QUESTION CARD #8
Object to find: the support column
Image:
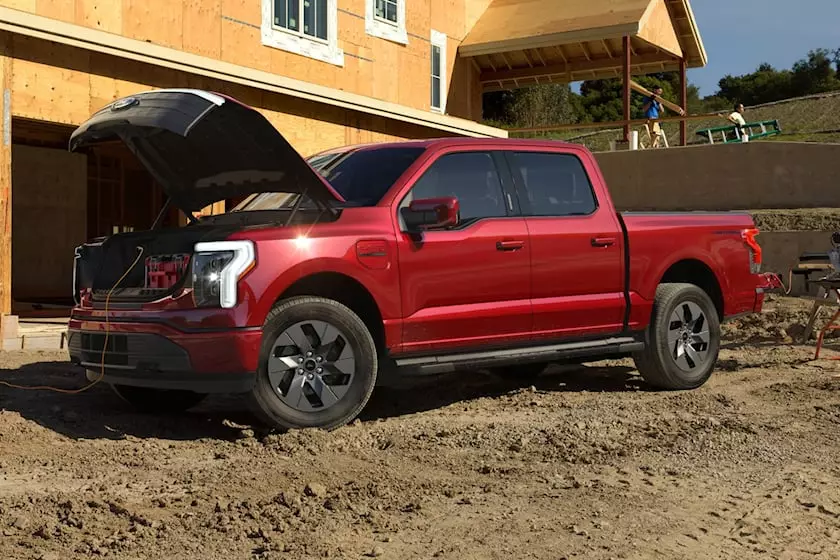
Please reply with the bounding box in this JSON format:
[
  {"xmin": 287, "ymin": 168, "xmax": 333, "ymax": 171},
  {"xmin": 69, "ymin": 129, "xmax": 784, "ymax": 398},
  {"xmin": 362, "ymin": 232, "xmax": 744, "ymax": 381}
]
[
  {"xmin": 622, "ymin": 35, "xmax": 631, "ymax": 142},
  {"xmin": 0, "ymin": 33, "xmax": 12, "ymax": 329},
  {"xmin": 679, "ymin": 58, "xmax": 688, "ymax": 146}
]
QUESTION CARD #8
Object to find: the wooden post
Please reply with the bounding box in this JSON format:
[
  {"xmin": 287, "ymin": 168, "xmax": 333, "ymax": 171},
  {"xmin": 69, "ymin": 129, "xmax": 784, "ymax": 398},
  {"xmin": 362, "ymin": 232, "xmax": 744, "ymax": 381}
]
[
  {"xmin": 0, "ymin": 33, "xmax": 12, "ymax": 324},
  {"xmin": 622, "ymin": 35, "xmax": 631, "ymax": 142},
  {"xmin": 679, "ymin": 58, "xmax": 688, "ymax": 146}
]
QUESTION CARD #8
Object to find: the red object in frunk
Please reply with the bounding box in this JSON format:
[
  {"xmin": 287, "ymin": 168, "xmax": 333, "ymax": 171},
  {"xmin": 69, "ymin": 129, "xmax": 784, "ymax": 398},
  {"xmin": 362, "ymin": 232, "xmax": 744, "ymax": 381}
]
[{"xmin": 145, "ymin": 254, "xmax": 190, "ymax": 289}]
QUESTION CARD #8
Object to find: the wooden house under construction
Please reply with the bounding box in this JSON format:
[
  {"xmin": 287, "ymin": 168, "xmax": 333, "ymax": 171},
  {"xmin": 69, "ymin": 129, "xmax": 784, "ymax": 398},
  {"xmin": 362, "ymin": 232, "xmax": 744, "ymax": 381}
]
[{"xmin": 0, "ymin": 0, "xmax": 705, "ymax": 332}]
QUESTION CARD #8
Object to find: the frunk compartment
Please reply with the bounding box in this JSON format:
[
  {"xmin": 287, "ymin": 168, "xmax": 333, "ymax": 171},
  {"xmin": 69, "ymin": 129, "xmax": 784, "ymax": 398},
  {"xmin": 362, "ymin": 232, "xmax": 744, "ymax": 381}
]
[{"xmin": 75, "ymin": 225, "xmax": 236, "ymax": 304}]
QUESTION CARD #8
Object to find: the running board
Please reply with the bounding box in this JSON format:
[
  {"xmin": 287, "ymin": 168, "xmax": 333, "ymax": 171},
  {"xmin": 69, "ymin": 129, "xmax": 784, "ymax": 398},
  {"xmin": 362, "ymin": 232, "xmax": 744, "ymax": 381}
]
[{"xmin": 394, "ymin": 337, "xmax": 644, "ymax": 375}]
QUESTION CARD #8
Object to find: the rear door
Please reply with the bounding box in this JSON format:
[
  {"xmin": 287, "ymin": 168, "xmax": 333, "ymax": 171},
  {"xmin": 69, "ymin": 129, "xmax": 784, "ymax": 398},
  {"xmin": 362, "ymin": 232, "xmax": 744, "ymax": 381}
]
[
  {"xmin": 504, "ymin": 148, "xmax": 625, "ymax": 339},
  {"xmin": 394, "ymin": 149, "xmax": 531, "ymax": 355}
]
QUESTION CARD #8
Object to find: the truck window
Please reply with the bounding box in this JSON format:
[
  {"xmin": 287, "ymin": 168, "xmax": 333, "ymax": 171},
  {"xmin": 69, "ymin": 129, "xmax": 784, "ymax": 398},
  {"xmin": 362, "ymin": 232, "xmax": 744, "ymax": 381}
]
[
  {"xmin": 232, "ymin": 146, "xmax": 424, "ymax": 211},
  {"xmin": 508, "ymin": 152, "xmax": 597, "ymax": 216},
  {"xmin": 403, "ymin": 152, "xmax": 507, "ymax": 222}
]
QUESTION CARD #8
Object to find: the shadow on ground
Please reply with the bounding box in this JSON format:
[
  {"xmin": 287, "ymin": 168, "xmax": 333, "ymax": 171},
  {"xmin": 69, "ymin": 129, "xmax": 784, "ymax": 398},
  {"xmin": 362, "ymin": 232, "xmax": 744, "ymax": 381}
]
[{"xmin": 0, "ymin": 359, "xmax": 642, "ymax": 441}]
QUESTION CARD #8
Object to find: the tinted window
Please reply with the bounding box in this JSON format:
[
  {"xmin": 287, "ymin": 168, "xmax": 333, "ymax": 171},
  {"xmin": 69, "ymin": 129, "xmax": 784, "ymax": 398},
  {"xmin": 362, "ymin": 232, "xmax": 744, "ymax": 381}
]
[
  {"xmin": 320, "ymin": 146, "xmax": 425, "ymax": 205},
  {"xmin": 406, "ymin": 152, "xmax": 507, "ymax": 222},
  {"xmin": 509, "ymin": 152, "xmax": 597, "ymax": 216},
  {"xmin": 232, "ymin": 146, "xmax": 424, "ymax": 211}
]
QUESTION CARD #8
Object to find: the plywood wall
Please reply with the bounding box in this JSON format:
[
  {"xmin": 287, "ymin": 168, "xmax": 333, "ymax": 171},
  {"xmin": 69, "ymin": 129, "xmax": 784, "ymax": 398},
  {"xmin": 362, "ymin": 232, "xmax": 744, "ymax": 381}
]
[
  {"xmin": 0, "ymin": 0, "xmax": 485, "ymax": 120},
  {"xmin": 11, "ymin": 144, "xmax": 87, "ymax": 299},
  {"xmin": 8, "ymin": 35, "xmax": 454, "ymax": 158}
]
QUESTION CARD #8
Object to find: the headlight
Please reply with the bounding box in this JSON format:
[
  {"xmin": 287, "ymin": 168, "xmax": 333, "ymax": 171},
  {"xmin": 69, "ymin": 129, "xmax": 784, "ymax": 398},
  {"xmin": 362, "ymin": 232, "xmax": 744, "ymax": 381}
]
[{"xmin": 192, "ymin": 241, "xmax": 255, "ymax": 308}]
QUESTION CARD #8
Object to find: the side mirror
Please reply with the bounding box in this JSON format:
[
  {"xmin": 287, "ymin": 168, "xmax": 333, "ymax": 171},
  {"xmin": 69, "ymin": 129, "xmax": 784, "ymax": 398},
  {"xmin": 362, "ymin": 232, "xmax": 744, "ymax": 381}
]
[{"xmin": 401, "ymin": 196, "xmax": 460, "ymax": 232}]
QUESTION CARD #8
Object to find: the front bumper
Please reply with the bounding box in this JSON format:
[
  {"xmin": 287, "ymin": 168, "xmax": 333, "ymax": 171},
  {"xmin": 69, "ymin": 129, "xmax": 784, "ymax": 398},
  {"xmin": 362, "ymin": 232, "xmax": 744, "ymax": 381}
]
[{"xmin": 68, "ymin": 319, "xmax": 262, "ymax": 393}]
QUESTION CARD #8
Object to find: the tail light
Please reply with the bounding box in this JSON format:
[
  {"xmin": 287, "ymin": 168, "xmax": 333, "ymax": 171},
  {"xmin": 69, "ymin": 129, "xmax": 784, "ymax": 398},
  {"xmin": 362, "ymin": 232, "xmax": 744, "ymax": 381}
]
[{"xmin": 742, "ymin": 228, "xmax": 762, "ymax": 274}]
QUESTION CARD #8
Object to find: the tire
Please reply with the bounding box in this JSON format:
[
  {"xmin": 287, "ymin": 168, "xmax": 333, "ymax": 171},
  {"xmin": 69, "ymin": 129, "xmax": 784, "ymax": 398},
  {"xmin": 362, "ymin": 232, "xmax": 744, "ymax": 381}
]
[
  {"xmin": 110, "ymin": 384, "xmax": 207, "ymax": 413},
  {"xmin": 248, "ymin": 296, "xmax": 378, "ymax": 431},
  {"xmin": 491, "ymin": 362, "xmax": 547, "ymax": 382},
  {"xmin": 633, "ymin": 283, "xmax": 720, "ymax": 390}
]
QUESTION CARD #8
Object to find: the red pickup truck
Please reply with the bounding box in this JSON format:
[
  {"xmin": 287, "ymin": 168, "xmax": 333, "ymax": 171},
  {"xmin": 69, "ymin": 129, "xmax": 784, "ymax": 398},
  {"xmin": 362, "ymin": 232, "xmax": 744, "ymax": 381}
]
[{"xmin": 68, "ymin": 89, "xmax": 776, "ymax": 430}]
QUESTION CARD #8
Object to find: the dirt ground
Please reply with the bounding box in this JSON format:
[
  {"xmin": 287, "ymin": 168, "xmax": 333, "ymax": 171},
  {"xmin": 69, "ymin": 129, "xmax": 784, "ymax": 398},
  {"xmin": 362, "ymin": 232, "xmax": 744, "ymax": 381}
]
[
  {"xmin": 750, "ymin": 208, "xmax": 840, "ymax": 233},
  {"xmin": 2, "ymin": 296, "xmax": 840, "ymax": 560}
]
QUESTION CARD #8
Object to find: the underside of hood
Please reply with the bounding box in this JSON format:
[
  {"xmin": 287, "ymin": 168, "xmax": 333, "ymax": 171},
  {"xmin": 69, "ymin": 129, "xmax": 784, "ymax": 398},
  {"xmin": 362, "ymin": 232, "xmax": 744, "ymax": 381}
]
[{"xmin": 69, "ymin": 89, "xmax": 344, "ymax": 213}]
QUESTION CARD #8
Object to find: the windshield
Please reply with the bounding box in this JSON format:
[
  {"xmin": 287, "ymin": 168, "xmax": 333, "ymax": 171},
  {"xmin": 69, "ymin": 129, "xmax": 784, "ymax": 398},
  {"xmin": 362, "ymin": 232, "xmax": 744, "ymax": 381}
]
[{"xmin": 232, "ymin": 146, "xmax": 425, "ymax": 211}]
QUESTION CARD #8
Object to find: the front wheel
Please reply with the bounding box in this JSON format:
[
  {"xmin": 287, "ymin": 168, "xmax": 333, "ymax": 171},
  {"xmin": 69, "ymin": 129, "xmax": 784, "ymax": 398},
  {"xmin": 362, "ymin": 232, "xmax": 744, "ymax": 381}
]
[
  {"xmin": 248, "ymin": 296, "xmax": 378, "ymax": 431},
  {"xmin": 633, "ymin": 283, "xmax": 720, "ymax": 390}
]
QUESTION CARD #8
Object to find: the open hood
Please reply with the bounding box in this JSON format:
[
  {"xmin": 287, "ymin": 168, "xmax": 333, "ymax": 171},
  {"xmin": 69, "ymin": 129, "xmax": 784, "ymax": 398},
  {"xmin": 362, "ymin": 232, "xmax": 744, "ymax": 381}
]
[{"xmin": 69, "ymin": 89, "xmax": 344, "ymax": 213}]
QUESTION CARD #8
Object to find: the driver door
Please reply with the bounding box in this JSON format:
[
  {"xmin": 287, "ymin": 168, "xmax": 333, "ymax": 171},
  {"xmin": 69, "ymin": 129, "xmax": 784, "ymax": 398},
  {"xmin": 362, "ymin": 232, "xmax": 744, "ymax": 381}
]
[{"xmin": 394, "ymin": 150, "xmax": 532, "ymax": 355}]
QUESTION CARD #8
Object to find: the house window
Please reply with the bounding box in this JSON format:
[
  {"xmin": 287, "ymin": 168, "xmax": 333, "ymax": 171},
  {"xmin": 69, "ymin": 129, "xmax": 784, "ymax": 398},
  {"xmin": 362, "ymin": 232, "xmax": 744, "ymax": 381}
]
[
  {"xmin": 365, "ymin": 0, "xmax": 407, "ymax": 44},
  {"xmin": 375, "ymin": 0, "xmax": 397, "ymax": 23},
  {"xmin": 430, "ymin": 30, "xmax": 447, "ymax": 112},
  {"xmin": 262, "ymin": 0, "xmax": 344, "ymax": 66},
  {"xmin": 273, "ymin": 0, "xmax": 328, "ymax": 41}
]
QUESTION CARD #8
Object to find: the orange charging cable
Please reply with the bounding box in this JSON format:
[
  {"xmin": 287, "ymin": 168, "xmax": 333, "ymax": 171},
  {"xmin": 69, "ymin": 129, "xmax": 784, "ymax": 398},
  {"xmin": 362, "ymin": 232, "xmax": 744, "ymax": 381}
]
[{"xmin": 0, "ymin": 246, "xmax": 145, "ymax": 394}]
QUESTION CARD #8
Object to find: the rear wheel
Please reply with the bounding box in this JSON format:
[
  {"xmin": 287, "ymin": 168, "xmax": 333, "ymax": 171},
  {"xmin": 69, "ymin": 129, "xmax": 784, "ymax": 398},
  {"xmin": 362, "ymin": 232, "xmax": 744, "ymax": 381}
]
[
  {"xmin": 248, "ymin": 296, "xmax": 377, "ymax": 431},
  {"xmin": 110, "ymin": 384, "xmax": 207, "ymax": 413},
  {"xmin": 633, "ymin": 283, "xmax": 720, "ymax": 390}
]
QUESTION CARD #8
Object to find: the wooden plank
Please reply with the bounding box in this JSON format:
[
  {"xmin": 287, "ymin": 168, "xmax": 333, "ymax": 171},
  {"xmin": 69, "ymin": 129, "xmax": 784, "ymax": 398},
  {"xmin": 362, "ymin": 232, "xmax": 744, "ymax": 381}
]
[
  {"xmin": 36, "ymin": 0, "xmax": 76, "ymax": 23},
  {"xmin": 10, "ymin": 35, "xmax": 92, "ymax": 124},
  {"xmin": 679, "ymin": 58, "xmax": 687, "ymax": 145},
  {"xmin": 461, "ymin": 0, "xmax": 649, "ymax": 53},
  {"xmin": 479, "ymin": 53, "xmax": 664, "ymax": 84},
  {"xmin": 630, "ymin": 79, "xmax": 685, "ymax": 115},
  {"xmin": 622, "ymin": 35, "xmax": 630, "ymax": 142},
  {"xmin": 0, "ymin": 32, "xmax": 10, "ymax": 317},
  {"xmin": 636, "ymin": 0, "xmax": 682, "ymax": 58}
]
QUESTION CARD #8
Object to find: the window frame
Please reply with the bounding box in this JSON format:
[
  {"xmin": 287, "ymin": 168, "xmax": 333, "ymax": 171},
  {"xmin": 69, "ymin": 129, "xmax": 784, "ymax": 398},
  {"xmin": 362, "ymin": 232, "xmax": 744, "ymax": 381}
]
[
  {"xmin": 365, "ymin": 0, "xmax": 407, "ymax": 44},
  {"xmin": 261, "ymin": 0, "xmax": 344, "ymax": 67},
  {"xmin": 502, "ymin": 150, "xmax": 600, "ymax": 218},
  {"xmin": 430, "ymin": 29, "xmax": 447, "ymax": 113},
  {"xmin": 396, "ymin": 149, "xmax": 520, "ymax": 232}
]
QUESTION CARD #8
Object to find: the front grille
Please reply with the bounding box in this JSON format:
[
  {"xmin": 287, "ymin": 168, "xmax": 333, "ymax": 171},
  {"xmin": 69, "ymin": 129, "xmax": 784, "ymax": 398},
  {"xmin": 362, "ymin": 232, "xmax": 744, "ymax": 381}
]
[{"xmin": 68, "ymin": 331, "xmax": 192, "ymax": 371}]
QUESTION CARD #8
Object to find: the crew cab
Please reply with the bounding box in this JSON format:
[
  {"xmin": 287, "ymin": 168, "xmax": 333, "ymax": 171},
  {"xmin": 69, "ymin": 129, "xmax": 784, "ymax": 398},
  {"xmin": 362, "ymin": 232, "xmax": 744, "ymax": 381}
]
[{"xmin": 67, "ymin": 89, "xmax": 777, "ymax": 430}]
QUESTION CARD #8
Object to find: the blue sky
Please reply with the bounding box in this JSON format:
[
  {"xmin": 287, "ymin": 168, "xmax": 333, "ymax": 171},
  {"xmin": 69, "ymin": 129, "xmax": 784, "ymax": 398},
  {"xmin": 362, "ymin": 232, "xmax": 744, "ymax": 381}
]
[{"xmin": 688, "ymin": 0, "xmax": 840, "ymax": 96}]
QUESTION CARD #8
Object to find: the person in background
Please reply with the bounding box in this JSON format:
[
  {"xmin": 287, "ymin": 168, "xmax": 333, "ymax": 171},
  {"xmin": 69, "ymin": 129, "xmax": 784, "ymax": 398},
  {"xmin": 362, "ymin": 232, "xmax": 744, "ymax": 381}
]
[
  {"xmin": 642, "ymin": 86, "xmax": 666, "ymax": 148},
  {"xmin": 727, "ymin": 102, "xmax": 749, "ymax": 141}
]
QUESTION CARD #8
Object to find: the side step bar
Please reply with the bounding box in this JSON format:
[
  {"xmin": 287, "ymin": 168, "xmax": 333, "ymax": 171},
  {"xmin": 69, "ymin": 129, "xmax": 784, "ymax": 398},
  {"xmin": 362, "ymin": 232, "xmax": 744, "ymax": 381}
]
[{"xmin": 394, "ymin": 336, "xmax": 644, "ymax": 375}]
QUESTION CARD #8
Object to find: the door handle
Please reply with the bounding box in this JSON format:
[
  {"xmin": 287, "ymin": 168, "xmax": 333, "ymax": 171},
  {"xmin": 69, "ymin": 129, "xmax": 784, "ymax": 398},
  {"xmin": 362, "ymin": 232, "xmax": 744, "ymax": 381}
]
[
  {"xmin": 591, "ymin": 237, "xmax": 616, "ymax": 247},
  {"xmin": 496, "ymin": 240, "xmax": 525, "ymax": 252}
]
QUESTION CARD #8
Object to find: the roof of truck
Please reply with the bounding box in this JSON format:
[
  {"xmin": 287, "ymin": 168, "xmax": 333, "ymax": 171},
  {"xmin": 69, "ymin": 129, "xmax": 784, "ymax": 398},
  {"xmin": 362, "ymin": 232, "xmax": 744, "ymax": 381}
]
[{"xmin": 308, "ymin": 137, "xmax": 580, "ymax": 158}]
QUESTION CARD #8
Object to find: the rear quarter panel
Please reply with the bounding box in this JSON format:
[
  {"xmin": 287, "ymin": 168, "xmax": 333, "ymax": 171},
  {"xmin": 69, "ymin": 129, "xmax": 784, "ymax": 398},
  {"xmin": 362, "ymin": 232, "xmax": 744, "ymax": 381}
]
[{"xmin": 622, "ymin": 212, "xmax": 758, "ymax": 328}]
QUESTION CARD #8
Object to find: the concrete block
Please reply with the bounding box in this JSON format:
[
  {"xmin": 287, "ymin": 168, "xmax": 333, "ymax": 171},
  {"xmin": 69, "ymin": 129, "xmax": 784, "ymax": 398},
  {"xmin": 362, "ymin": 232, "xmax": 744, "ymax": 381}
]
[
  {"xmin": 2, "ymin": 337, "xmax": 23, "ymax": 351},
  {"xmin": 0, "ymin": 315, "xmax": 19, "ymax": 340},
  {"xmin": 21, "ymin": 334, "xmax": 66, "ymax": 351}
]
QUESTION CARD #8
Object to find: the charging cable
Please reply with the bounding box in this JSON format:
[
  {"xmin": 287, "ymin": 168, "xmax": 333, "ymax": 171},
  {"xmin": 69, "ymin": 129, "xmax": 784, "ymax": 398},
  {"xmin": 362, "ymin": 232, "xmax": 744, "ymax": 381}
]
[{"xmin": 0, "ymin": 246, "xmax": 145, "ymax": 394}]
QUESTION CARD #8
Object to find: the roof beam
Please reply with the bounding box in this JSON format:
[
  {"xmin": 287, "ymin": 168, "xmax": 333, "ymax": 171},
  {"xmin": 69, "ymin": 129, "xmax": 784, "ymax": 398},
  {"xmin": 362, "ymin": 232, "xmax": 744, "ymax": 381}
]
[{"xmin": 479, "ymin": 53, "xmax": 669, "ymax": 84}]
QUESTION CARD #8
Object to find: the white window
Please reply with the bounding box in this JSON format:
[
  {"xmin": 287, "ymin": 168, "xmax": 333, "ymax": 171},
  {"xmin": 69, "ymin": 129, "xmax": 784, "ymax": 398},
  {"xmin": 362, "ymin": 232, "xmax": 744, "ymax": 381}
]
[
  {"xmin": 365, "ymin": 0, "xmax": 407, "ymax": 45},
  {"xmin": 261, "ymin": 0, "xmax": 344, "ymax": 66},
  {"xmin": 430, "ymin": 30, "xmax": 447, "ymax": 113}
]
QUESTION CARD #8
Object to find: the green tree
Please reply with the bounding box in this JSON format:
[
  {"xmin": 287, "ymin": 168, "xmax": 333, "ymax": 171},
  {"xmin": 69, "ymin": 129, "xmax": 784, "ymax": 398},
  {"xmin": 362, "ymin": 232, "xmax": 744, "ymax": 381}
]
[{"xmin": 483, "ymin": 84, "xmax": 583, "ymax": 127}]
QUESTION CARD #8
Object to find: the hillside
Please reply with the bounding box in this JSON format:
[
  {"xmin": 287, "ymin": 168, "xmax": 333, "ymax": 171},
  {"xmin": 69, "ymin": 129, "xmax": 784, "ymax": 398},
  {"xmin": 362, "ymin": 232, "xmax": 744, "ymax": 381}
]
[{"xmin": 509, "ymin": 90, "xmax": 840, "ymax": 152}]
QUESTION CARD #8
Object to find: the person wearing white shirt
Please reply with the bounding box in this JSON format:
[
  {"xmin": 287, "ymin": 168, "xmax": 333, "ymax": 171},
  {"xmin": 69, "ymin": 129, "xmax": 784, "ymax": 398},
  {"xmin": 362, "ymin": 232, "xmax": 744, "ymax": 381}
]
[{"xmin": 728, "ymin": 103, "xmax": 746, "ymax": 127}]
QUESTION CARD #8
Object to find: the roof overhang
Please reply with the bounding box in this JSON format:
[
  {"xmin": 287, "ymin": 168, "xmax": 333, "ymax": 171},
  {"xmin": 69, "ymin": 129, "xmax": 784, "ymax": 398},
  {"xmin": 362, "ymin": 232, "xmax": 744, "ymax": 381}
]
[{"xmin": 460, "ymin": 0, "xmax": 707, "ymax": 91}]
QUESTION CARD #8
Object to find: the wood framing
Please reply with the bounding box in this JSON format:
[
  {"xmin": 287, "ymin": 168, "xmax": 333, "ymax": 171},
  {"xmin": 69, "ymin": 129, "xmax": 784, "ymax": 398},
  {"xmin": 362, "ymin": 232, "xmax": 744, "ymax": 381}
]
[
  {"xmin": 0, "ymin": 5, "xmax": 505, "ymax": 138},
  {"xmin": 622, "ymin": 35, "xmax": 631, "ymax": 142},
  {"xmin": 0, "ymin": 32, "xmax": 10, "ymax": 318},
  {"xmin": 461, "ymin": 0, "xmax": 706, "ymax": 92},
  {"xmin": 680, "ymin": 58, "xmax": 688, "ymax": 145}
]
